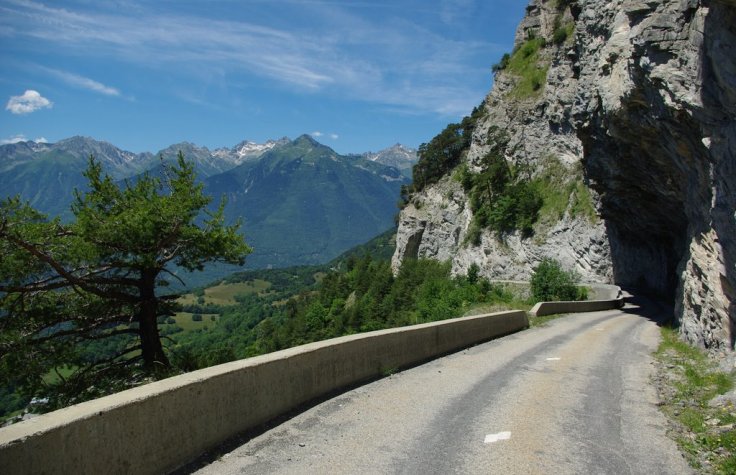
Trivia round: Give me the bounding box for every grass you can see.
[569,180,597,222]
[462,282,533,316]
[534,178,596,224]
[655,326,736,472]
[531,156,598,235]
[177,280,272,306]
[168,313,219,332]
[528,313,567,328]
[463,300,532,316]
[506,37,549,98]
[552,19,574,45]
[42,365,78,385]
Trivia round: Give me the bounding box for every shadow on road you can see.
[619,287,676,327]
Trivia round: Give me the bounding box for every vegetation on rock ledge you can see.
[654,327,736,472]
[506,36,549,98]
[460,151,543,242]
[408,103,487,195]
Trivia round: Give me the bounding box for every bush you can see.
[492,53,511,73]
[552,26,568,45]
[530,258,583,302]
[192,313,203,322]
[467,263,481,284]
[464,152,543,238]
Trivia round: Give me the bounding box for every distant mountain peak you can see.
[230,137,289,160]
[161,141,211,153]
[294,134,321,146]
[363,143,418,174]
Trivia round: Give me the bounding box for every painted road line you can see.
[484,432,512,444]
[546,357,561,361]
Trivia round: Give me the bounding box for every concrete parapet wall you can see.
[530,297,624,317]
[0,310,527,475]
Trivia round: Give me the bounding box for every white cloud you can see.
[440,0,475,25]
[6,90,53,115]
[1,1,502,116]
[1,134,28,144]
[0,134,49,144]
[310,131,339,140]
[43,68,120,96]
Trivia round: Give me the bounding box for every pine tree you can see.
[0,152,251,403]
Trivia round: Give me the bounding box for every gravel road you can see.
[192,297,691,474]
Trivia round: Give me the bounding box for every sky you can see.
[0,0,528,155]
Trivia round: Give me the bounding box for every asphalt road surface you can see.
[194,297,692,474]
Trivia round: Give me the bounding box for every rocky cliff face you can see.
[392,0,735,350]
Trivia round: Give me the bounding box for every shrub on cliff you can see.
[410,104,486,194]
[530,258,585,302]
[462,151,542,239]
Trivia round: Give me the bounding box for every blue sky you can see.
[0,0,527,155]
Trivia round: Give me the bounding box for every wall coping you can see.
[0,310,528,475]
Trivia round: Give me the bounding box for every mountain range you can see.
[0,135,417,284]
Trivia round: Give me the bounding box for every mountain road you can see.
[192,297,691,474]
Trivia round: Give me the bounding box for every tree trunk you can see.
[138,270,170,369]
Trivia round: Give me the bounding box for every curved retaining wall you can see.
[0,310,528,475]
[530,294,625,317]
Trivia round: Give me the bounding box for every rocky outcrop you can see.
[392,0,735,350]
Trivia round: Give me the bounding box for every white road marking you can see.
[484,431,512,444]
[546,357,561,361]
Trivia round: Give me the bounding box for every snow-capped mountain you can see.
[363,144,417,177]
[232,138,290,161]
[0,134,416,282]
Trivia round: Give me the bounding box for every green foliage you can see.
[410,104,486,194]
[555,0,575,11]
[0,384,29,423]
[0,153,251,412]
[529,157,598,233]
[552,21,574,45]
[530,258,584,302]
[462,151,543,239]
[551,5,575,46]
[466,263,481,284]
[492,53,511,73]
[568,180,597,221]
[328,227,397,268]
[178,280,272,307]
[170,256,525,371]
[655,326,736,472]
[506,37,549,98]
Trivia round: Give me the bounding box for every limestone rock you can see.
[392,0,736,350]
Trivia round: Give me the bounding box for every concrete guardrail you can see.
[0,310,528,475]
[530,286,624,317]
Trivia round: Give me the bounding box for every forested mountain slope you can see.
[0,135,414,276]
